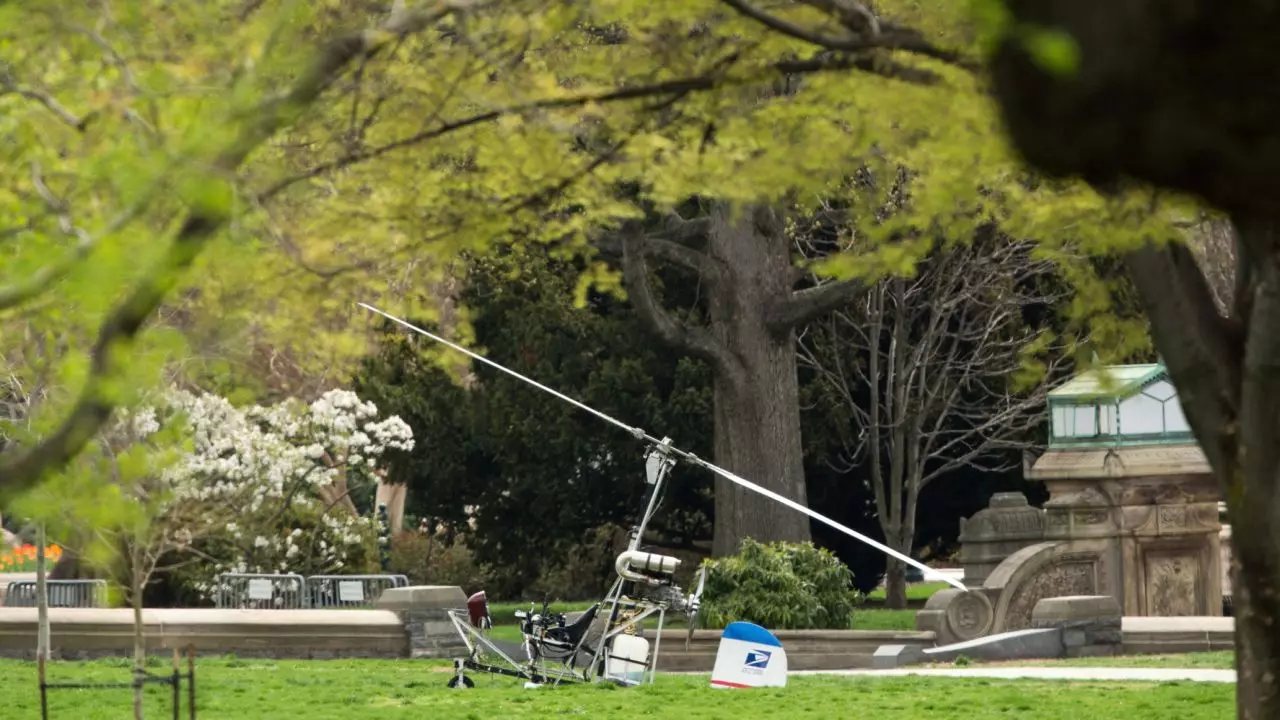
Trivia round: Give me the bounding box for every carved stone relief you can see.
[1144,552,1199,616]
[1002,559,1098,631]
[1076,509,1109,526]
[1157,505,1187,532]
[945,591,995,641]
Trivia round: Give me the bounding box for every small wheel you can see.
[447,675,475,689]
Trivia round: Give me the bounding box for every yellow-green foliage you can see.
[1,0,1202,503]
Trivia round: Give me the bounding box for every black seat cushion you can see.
[545,604,599,648]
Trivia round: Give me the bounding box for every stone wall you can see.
[637,629,938,672]
[1028,445,1223,618]
[945,444,1224,638]
[1030,595,1121,658]
[0,608,409,660]
[0,604,939,671]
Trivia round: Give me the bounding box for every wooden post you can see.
[36,524,49,720]
[172,647,180,720]
[187,644,196,720]
[38,650,47,720]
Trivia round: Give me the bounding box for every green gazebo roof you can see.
[1047,363,1165,402]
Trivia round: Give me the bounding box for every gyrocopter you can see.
[357,303,966,689]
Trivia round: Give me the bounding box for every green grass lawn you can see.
[4,657,1234,720]
[865,581,950,603]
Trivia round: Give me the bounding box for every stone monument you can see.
[923,362,1223,642]
[958,492,1045,587]
[1027,362,1223,619]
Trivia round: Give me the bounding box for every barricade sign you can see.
[304,574,409,608]
[214,573,306,609]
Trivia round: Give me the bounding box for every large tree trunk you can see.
[1229,231,1280,719]
[709,340,810,555]
[621,202,869,557]
[1121,216,1280,719]
[704,204,810,556]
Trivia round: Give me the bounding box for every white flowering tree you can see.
[154,388,415,600]
[18,386,415,603]
[16,385,415,717]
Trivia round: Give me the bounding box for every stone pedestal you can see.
[1031,445,1223,618]
[958,493,1046,587]
[376,585,468,659]
[1031,595,1122,658]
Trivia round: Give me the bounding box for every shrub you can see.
[698,538,859,630]
[525,523,628,601]
[388,530,493,594]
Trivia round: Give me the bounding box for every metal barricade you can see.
[2,580,107,608]
[213,573,306,609]
[304,574,409,608]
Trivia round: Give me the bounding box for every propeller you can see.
[684,564,708,650]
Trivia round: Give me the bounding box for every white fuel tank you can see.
[605,634,651,685]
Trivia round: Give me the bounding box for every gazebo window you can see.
[1046,364,1194,447]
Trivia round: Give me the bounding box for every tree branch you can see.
[1123,238,1240,477]
[260,49,943,201]
[0,1,482,494]
[719,0,978,70]
[0,163,96,311]
[766,277,866,332]
[620,229,742,381]
[0,65,90,130]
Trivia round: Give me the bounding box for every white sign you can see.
[338,580,365,603]
[710,622,787,689]
[247,578,274,601]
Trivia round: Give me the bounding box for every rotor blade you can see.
[692,459,964,590]
[357,302,967,593]
[359,302,645,440]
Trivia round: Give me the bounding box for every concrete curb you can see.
[787,667,1235,683]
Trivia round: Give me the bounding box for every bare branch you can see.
[797,230,1069,568]
[0,65,89,130]
[719,0,978,70]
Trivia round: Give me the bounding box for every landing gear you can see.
[448,660,475,688]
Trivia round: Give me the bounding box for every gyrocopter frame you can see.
[442,438,706,687]
[357,302,966,687]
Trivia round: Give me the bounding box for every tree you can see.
[29,387,412,613]
[978,4,1280,717]
[0,0,976,511]
[609,201,875,555]
[354,246,718,594]
[798,231,1067,607]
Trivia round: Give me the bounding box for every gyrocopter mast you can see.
[358,302,966,593]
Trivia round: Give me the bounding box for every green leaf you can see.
[1022,26,1081,77]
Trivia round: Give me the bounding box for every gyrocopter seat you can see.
[467,591,492,629]
[545,603,600,649]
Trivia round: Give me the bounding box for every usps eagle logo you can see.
[744,650,772,670]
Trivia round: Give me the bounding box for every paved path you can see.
[791,667,1235,683]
